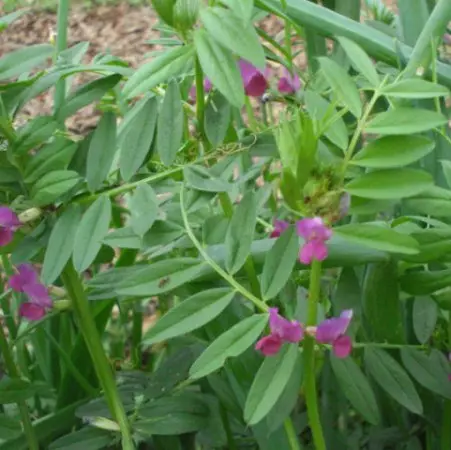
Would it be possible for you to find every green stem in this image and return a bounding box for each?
[0,323,39,450]
[219,405,238,450]
[131,305,143,369]
[303,260,326,450]
[53,0,70,115]
[61,262,135,450]
[195,57,209,149]
[441,316,451,450]
[244,96,258,131]
[284,417,303,450]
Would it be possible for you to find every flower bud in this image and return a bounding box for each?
[18,208,42,224]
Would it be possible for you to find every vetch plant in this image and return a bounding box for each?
[0,0,451,449]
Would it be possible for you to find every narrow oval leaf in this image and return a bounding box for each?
[184,165,232,192]
[13,116,58,155]
[30,170,80,206]
[345,169,433,199]
[200,7,265,69]
[0,378,36,404]
[400,269,451,295]
[157,80,183,166]
[123,45,195,99]
[334,223,420,255]
[119,96,158,181]
[48,427,113,450]
[412,296,438,344]
[222,0,254,22]
[86,112,117,192]
[401,348,451,399]
[129,184,159,236]
[365,108,447,135]
[244,344,299,425]
[381,79,449,99]
[330,355,380,425]
[72,196,112,273]
[318,56,362,118]
[225,190,258,274]
[194,28,244,108]
[204,90,231,147]
[336,36,379,86]
[365,347,423,415]
[42,205,81,284]
[189,314,268,379]
[261,226,299,300]
[351,135,435,168]
[143,288,236,345]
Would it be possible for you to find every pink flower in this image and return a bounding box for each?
[277,67,301,94]
[270,220,290,238]
[238,59,269,97]
[189,78,212,102]
[315,310,353,358]
[9,264,52,321]
[296,217,332,264]
[0,206,21,247]
[256,307,303,356]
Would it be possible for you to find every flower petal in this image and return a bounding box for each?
[23,283,52,308]
[255,334,283,356]
[238,59,268,97]
[270,220,290,238]
[316,311,353,344]
[299,241,315,265]
[0,227,13,247]
[296,217,331,241]
[332,335,352,358]
[0,206,20,228]
[8,264,39,292]
[268,307,303,342]
[311,241,329,261]
[19,303,46,321]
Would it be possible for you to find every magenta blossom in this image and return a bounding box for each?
[256,307,303,356]
[296,217,332,264]
[278,67,301,94]
[189,78,212,102]
[270,220,290,238]
[0,206,21,247]
[9,264,52,321]
[315,309,353,358]
[238,59,269,97]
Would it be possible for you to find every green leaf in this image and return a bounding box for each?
[24,138,77,183]
[86,112,117,192]
[365,347,422,415]
[194,28,244,107]
[0,414,21,440]
[204,90,231,147]
[72,196,112,273]
[260,226,299,300]
[318,56,362,118]
[304,90,348,151]
[225,190,258,274]
[412,296,438,344]
[351,135,435,168]
[0,379,37,404]
[56,74,122,121]
[0,10,28,32]
[334,223,420,255]
[345,168,433,199]
[365,108,448,134]
[157,80,183,166]
[184,165,232,192]
[221,0,254,22]
[13,116,58,155]
[103,227,141,249]
[42,205,81,284]
[189,314,268,379]
[381,79,449,99]
[363,261,405,344]
[0,44,53,81]
[401,348,451,399]
[400,269,451,295]
[30,170,80,206]
[48,427,113,450]
[115,258,207,297]
[244,344,299,425]
[123,44,194,98]
[151,0,176,26]
[336,36,379,86]
[200,7,265,69]
[143,288,236,345]
[129,184,159,236]
[119,96,158,181]
[330,355,380,425]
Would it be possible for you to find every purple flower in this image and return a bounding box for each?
[238,59,269,97]
[270,220,290,238]
[0,206,21,247]
[278,67,301,94]
[256,307,303,356]
[9,264,52,321]
[315,309,353,358]
[189,78,212,102]
[296,217,332,264]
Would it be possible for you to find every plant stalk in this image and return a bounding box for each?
[54,0,70,115]
[441,316,451,450]
[0,323,39,450]
[284,417,302,450]
[303,260,326,450]
[61,262,135,450]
